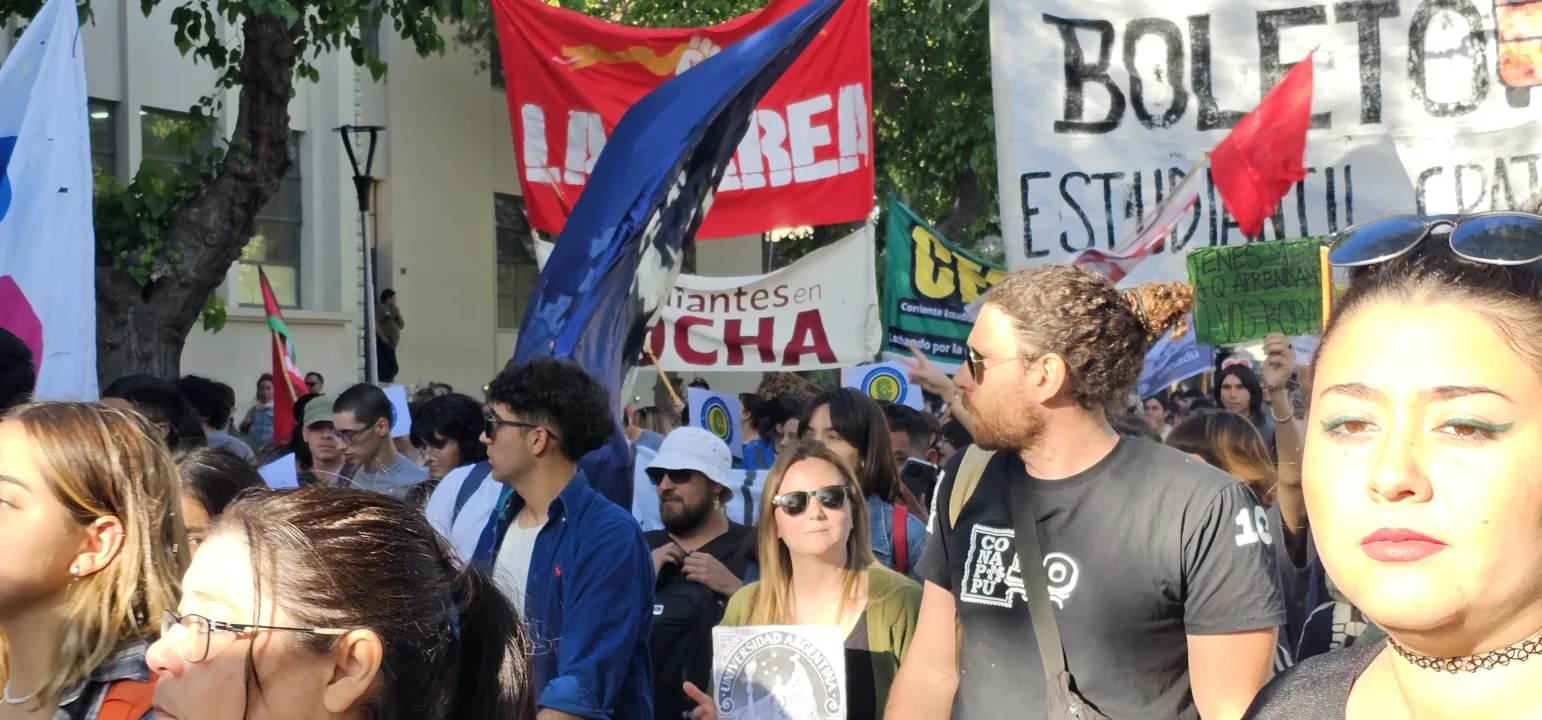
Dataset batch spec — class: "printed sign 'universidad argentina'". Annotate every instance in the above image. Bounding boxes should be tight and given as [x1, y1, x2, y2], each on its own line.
[492, 0, 873, 239]
[882, 197, 1006, 368]
[1187, 238, 1324, 346]
[990, 0, 1542, 285]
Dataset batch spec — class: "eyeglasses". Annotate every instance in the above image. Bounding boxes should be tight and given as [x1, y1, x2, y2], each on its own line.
[966, 345, 1034, 381]
[333, 426, 369, 445]
[483, 410, 553, 441]
[773, 485, 850, 517]
[1327, 213, 1542, 268]
[160, 610, 348, 663]
[650, 469, 700, 486]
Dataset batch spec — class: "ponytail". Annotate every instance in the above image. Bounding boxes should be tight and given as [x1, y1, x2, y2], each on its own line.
[446, 567, 537, 720]
[1121, 282, 1196, 343]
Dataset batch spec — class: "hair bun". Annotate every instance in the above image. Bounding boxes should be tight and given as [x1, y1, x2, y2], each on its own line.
[1121, 282, 1196, 341]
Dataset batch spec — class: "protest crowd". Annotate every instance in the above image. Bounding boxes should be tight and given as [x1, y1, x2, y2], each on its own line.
[4, 0, 1542, 715]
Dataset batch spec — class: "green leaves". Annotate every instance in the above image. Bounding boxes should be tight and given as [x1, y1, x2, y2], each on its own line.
[200, 293, 228, 333]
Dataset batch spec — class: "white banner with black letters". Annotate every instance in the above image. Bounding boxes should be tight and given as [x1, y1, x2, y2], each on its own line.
[990, 0, 1542, 285]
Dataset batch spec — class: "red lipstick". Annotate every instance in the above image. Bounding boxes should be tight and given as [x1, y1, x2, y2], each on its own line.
[1361, 528, 1446, 563]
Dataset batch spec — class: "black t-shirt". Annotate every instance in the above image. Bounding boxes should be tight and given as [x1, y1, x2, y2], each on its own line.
[646, 523, 753, 720]
[917, 437, 1286, 719]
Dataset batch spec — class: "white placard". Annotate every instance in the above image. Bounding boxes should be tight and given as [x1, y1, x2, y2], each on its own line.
[990, 0, 1542, 286]
[712, 625, 846, 720]
[383, 385, 412, 438]
[258, 454, 299, 490]
[842, 361, 923, 409]
[688, 387, 743, 459]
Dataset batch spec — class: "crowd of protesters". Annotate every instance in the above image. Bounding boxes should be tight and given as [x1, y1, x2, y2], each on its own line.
[1, 214, 1540, 719]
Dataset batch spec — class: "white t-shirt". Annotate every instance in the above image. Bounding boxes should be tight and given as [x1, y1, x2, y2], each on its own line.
[424, 464, 502, 560]
[493, 521, 541, 613]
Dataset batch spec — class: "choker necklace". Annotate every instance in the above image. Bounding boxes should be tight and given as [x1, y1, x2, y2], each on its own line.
[2, 681, 31, 705]
[1389, 632, 1542, 673]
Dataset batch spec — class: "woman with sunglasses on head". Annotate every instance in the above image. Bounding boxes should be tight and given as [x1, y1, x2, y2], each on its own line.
[800, 389, 928, 580]
[148, 486, 536, 720]
[683, 440, 922, 720]
[1245, 211, 1542, 718]
[0, 403, 186, 720]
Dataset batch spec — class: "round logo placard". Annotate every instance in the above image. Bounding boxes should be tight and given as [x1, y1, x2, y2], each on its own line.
[860, 366, 908, 403]
[701, 397, 733, 442]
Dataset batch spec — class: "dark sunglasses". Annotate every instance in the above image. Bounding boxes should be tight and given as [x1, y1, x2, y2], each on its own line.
[483, 410, 552, 440]
[1327, 213, 1542, 268]
[650, 469, 700, 486]
[773, 485, 850, 517]
[966, 345, 1032, 381]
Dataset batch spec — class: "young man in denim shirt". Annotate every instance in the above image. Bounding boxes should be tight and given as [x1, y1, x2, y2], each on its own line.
[472, 358, 654, 720]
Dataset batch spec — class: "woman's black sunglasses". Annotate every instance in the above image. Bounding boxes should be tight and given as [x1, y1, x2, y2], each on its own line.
[1327, 212, 1542, 268]
[773, 485, 850, 517]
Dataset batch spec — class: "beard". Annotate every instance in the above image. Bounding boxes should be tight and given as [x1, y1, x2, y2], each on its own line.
[661, 493, 715, 535]
[967, 393, 1048, 453]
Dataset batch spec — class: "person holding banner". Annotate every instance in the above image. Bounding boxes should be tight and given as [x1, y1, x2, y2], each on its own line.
[1245, 216, 1542, 717]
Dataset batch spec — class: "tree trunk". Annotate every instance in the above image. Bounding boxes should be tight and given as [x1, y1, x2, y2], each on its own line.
[94, 14, 298, 382]
[934, 169, 985, 241]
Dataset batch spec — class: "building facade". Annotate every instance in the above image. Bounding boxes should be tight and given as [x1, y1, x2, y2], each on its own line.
[0, 4, 762, 412]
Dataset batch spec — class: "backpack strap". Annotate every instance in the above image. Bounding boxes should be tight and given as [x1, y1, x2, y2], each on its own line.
[948, 445, 996, 529]
[96, 678, 156, 720]
[892, 503, 909, 574]
[451, 462, 494, 526]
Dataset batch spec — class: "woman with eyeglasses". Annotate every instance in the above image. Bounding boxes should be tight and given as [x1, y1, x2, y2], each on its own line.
[800, 389, 928, 580]
[0, 402, 186, 720]
[683, 440, 922, 720]
[1245, 212, 1542, 717]
[148, 487, 536, 720]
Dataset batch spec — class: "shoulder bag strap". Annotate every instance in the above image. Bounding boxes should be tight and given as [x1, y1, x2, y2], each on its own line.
[948, 445, 995, 528]
[893, 503, 908, 574]
[451, 462, 494, 525]
[1008, 479, 1070, 682]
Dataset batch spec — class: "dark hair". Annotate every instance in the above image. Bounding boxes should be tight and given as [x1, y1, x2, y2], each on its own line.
[881, 402, 938, 455]
[688, 378, 710, 390]
[983, 265, 1194, 409]
[1111, 412, 1159, 442]
[800, 388, 899, 503]
[938, 418, 973, 449]
[282, 393, 319, 468]
[174, 375, 238, 430]
[1214, 364, 1266, 426]
[258, 373, 273, 385]
[0, 327, 35, 413]
[101, 374, 208, 452]
[305, 371, 324, 384]
[381, 288, 396, 303]
[1320, 236, 1542, 371]
[174, 447, 266, 516]
[486, 358, 614, 462]
[213, 488, 535, 720]
[412, 394, 490, 465]
[741, 393, 800, 441]
[334, 383, 394, 428]
[1188, 395, 1217, 412]
[1166, 409, 1276, 503]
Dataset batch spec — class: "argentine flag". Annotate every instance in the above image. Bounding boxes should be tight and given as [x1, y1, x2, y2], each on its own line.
[0, 0, 96, 400]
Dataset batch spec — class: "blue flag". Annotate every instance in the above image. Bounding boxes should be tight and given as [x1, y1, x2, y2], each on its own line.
[1138, 316, 1215, 399]
[507, 0, 845, 509]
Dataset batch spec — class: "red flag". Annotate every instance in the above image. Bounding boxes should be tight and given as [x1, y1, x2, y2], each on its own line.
[259, 270, 308, 445]
[1210, 55, 1314, 239]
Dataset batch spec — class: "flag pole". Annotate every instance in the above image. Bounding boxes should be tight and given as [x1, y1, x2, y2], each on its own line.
[1111, 153, 1210, 253]
[646, 345, 684, 408]
[1319, 244, 1332, 331]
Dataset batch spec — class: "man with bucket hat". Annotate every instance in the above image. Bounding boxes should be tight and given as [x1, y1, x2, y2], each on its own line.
[645, 426, 756, 720]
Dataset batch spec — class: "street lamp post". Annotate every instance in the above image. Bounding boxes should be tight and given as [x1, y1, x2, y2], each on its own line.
[335, 125, 385, 385]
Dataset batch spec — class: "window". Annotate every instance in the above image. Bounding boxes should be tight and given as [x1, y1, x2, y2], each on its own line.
[237, 132, 303, 308]
[138, 107, 213, 176]
[88, 99, 117, 186]
[495, 193, 538, 329]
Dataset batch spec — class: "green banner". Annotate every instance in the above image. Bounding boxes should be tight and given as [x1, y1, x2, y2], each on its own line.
[1187, 238, 1325, 346]
[882, 196, 1006, 366]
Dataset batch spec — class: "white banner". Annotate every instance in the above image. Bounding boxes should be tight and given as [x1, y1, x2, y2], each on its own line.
[538, 226, 880, 371]
[0, 0, 97, 399]
[990, 0, 1542, 286]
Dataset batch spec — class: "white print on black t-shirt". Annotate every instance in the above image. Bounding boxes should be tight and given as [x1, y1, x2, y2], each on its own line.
[960, 524, 1080, 609]
[1233, 506, 1274, 547]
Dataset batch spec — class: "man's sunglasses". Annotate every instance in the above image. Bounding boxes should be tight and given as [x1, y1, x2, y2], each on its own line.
[483, 410, 554, 440]
[772, 485, 850, 517]
[966, 345, 1033, 381]
[1327, 212, 1542, 268]
[650, 469, 700, 486]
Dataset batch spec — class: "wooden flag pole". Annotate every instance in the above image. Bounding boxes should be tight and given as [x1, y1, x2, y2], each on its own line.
[646, 345, 684, 408]
[1319, 244, 1332, 331]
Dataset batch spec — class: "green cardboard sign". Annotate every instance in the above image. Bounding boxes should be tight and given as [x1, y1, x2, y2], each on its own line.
[1187, 238, 1325, 346]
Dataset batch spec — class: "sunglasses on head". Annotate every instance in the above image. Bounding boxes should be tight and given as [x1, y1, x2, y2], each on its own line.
[1327, 212, 1542, 268]
[773, 485, 850, 517]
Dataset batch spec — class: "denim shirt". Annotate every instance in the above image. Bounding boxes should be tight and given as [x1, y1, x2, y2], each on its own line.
[471, 471, 654, 719]
[55, 641, 152, 720]
[867, 494, 927, 582]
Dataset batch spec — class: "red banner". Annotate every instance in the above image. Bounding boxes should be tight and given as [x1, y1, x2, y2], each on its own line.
[492, 0, 873, 239]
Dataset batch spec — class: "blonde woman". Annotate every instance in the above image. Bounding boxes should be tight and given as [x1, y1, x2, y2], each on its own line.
[684, 439, 922, 720]
[0, 403, 186, 720]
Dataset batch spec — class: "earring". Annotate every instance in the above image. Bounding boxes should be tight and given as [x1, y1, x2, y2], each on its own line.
[69, 564, 80, 581]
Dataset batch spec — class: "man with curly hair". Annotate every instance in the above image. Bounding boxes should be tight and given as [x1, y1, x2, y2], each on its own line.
[471, 357, 653, 720]
[890, 265, 1285, 720]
